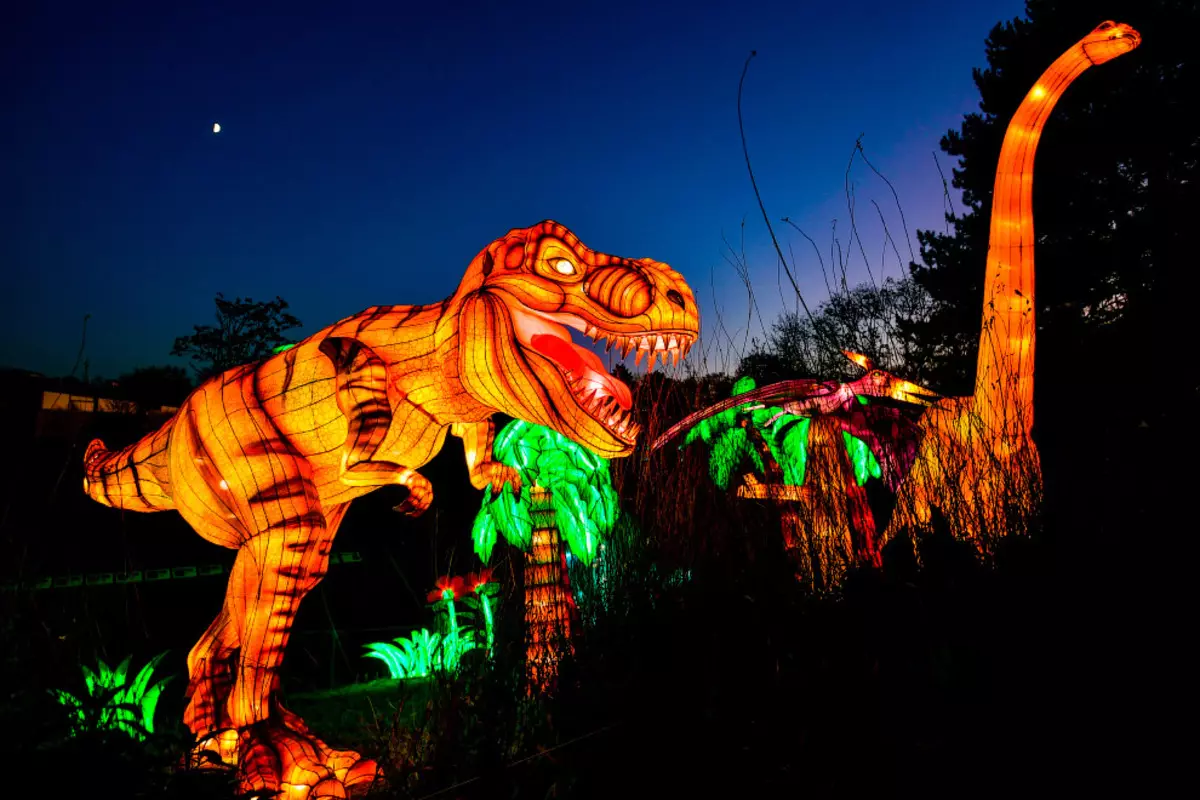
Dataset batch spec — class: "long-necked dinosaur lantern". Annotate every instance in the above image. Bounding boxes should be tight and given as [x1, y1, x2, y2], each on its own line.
[652, 20, 1141, 568]
[885, 20, 1141, 550]
[81, 220, 699, 799]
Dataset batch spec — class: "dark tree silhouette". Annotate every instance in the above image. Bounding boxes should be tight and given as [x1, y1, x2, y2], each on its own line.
[750, 277, 935, 384]
[170, 293, 302, 381]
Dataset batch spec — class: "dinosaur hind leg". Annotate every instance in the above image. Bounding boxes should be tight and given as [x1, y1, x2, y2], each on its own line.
[218, 486, 376, 795]
[183, 607, 239, 765]
[224, 497, 339, 730]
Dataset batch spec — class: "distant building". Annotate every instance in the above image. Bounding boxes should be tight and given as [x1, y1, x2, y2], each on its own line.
[36, 391, 179, 440]
[0, 371, 172, 442]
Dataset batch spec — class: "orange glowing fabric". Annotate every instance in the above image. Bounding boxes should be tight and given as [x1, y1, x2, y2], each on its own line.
[885, 21, 1141, 549]
[82, 220, 698, 798]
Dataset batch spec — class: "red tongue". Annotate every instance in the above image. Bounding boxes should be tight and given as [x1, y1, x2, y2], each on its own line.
[531, 333, 583, 372]
[530, 333, 632, 410]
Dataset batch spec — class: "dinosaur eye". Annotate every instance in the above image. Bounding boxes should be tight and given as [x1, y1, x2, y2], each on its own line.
[551, 258, 576, 276]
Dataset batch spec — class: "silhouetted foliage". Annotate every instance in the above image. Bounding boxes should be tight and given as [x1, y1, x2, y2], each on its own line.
[114, 365, 193, 411]
[746, 277, 936, 383]
[170, 293, 302, 381]
[736, 346, 793, 385]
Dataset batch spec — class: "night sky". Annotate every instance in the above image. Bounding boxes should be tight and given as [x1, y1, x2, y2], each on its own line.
[3, 0, 1025, 381]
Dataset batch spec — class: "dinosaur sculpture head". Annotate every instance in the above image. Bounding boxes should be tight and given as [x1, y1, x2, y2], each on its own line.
[454, 220, 699, 458]
[841, 351, 937, 407]
[1079, 21, 1141, 65]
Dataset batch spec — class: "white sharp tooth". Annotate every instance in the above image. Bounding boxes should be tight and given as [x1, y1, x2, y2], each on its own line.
[668, 335, 678, 349]
[655, 335, 666, 351]
[604, 336, 613, 353]
[621, 338, 634, 358]
[683, 340, 693, 358]
[639, 336, 650, 351]
[672, 349, 681, 367]
[635, 349, 645, 367]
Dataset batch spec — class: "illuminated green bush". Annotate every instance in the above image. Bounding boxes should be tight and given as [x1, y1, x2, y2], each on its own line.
[51, 651, 173, 741]
[364, 573, 499, 680]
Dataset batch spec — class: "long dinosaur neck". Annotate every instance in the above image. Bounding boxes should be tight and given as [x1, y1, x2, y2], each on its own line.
[973, 42, 1094, 441]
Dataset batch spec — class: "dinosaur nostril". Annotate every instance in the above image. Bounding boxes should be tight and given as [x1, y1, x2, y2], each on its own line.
[666, 289, 686, 310]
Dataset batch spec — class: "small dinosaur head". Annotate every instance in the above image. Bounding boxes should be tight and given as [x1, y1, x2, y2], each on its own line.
[1080, 21, 1141, 65]
[454, 221, 699, 458]
[842, 351, 938, 407]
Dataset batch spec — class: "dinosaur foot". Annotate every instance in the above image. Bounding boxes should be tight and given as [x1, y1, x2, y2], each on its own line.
[237, 719, 381, 799]
[184, 715, 381, 799]
[185, 728, 240, 771]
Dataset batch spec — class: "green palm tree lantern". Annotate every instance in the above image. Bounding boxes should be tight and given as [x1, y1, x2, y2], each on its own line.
[680, 377, 883, 589]
[471, 419, 619, 691]
[684, 376, 813, 491]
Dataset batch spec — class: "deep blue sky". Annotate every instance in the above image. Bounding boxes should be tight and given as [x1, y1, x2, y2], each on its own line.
[3, 0, 1025, 381]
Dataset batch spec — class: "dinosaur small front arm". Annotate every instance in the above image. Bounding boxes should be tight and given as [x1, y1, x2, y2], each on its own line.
[453, 420, 523, 497]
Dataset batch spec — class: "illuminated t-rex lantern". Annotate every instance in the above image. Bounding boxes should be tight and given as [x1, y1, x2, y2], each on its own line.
[884, 20, 1141, 550]
[81, 221, 699, 798]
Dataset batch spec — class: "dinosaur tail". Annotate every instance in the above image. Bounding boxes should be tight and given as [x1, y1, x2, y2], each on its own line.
[83, 423, 175, 512]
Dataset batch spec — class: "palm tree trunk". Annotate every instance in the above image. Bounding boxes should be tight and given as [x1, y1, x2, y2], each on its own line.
[524, 486, 574, 692]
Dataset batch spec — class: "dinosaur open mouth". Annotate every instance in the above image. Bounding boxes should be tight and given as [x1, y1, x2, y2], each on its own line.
[509, 305, 695, 443]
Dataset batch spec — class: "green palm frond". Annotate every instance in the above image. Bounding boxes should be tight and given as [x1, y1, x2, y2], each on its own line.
[764, 414, 811, 486]
[709, 427, 761, 489]
[842, 432, 882, 486]
[364, 641, 409, 678]
[471, 510, 499, 565]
